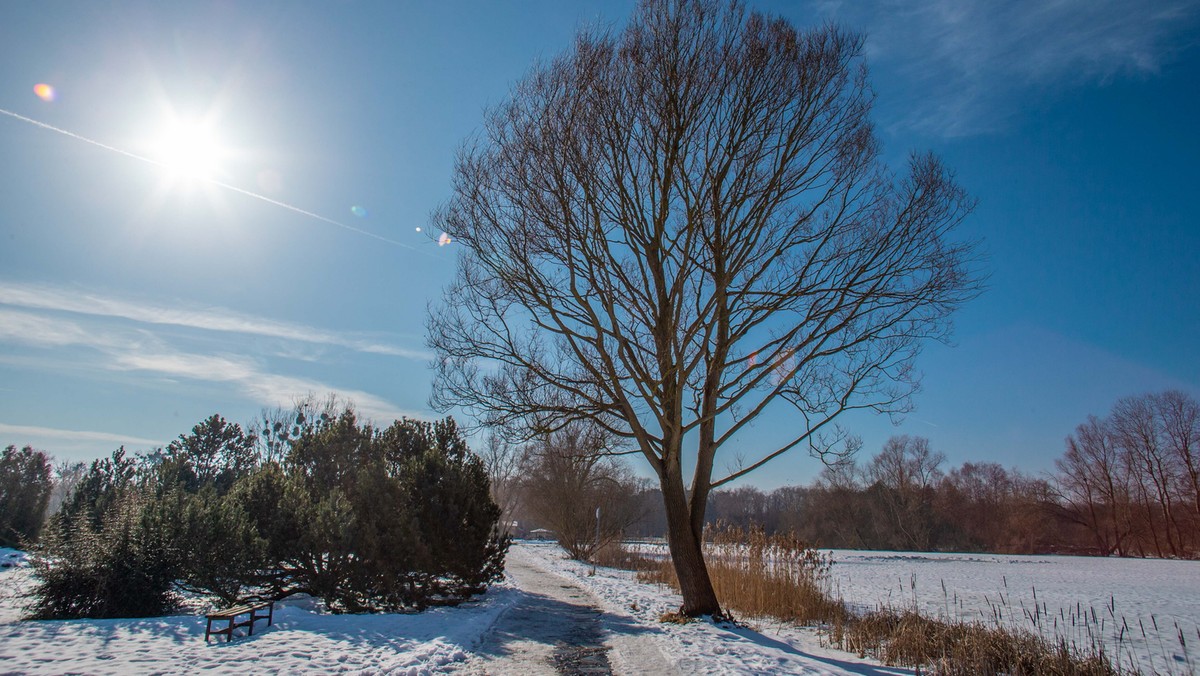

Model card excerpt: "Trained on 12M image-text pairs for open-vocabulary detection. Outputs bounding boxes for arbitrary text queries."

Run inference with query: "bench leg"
[227,617,235,642]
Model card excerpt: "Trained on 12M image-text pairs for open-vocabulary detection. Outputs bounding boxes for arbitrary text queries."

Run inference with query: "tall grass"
[610,523,1131,675]
[636,523,847,625]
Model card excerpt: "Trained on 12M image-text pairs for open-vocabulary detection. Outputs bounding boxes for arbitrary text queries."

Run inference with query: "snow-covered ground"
[0,544,903,675]
[8,541,1191,674]
[515,542,908,675]
[0,547,518,674]
[827,550,1200,675]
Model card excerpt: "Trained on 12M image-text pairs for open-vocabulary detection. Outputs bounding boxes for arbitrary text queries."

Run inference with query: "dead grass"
[614,523,1123,675]
[636,523,848,625]
[589,539,661,572]
[831,608,1118,675]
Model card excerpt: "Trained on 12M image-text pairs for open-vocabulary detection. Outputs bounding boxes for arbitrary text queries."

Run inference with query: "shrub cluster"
[0,445,54,548]
[27,409,507,619]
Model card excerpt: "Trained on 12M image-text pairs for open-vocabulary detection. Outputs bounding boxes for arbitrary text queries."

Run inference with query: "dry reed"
[606,523,1125,675]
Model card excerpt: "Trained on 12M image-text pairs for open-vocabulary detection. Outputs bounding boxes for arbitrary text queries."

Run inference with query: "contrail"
[0,107,423,252]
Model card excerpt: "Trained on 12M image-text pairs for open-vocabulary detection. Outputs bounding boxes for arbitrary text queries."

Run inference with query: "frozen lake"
[828,550,1200,674]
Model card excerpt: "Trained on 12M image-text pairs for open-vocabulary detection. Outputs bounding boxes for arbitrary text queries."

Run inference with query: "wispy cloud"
[813,0,1200,136]
[0,307,426,426]
[0,422,162,449]
[111,348,426,424]
[0,281,431,360]
[0,308,130,350]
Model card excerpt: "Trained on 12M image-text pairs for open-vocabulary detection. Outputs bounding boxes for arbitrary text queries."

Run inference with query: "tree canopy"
[429,0,980,615]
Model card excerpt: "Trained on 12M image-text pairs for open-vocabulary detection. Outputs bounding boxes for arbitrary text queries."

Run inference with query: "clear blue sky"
[2,1,1197,489]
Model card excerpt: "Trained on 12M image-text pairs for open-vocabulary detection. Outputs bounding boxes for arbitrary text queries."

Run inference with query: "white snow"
[0,546,518,675]
[515,542,910,675]
[9,542,1193,674]
[0,544,903,675]
[827,550,1200,675]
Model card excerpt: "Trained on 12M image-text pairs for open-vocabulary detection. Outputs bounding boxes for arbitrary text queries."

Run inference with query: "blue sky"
[1,0,1197,488]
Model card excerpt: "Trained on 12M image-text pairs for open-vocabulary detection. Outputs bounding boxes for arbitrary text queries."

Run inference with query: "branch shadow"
[473,586,661,659]
[716,622,915,676]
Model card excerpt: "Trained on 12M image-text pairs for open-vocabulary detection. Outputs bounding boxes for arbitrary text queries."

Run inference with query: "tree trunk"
[661,470,721,616]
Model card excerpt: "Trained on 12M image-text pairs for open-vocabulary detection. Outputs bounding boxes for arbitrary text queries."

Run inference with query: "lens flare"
[33,84,56,102]
[350,205,367,218]
[438,232,453,246]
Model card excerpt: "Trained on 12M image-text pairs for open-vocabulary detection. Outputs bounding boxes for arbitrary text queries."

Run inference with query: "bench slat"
[204,601,274,643]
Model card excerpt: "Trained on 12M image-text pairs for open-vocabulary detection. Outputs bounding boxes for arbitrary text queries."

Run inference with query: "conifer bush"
[0,445,54,548]
[26,409,508,618]
[28,492,180,619]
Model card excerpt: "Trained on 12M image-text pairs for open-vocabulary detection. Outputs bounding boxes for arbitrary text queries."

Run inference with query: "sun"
[149,118,227,181]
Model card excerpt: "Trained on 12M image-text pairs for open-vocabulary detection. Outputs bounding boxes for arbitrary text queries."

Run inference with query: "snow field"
[828,550,1200,675]
[1,544,904,675]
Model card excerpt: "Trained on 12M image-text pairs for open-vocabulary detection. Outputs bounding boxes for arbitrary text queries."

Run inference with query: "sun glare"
[150,119,226,181]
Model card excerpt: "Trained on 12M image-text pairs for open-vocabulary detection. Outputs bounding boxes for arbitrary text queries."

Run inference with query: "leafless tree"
[1153,391,1200,532]
[1055,391,1200,557]
[428,0,980,615]
[522,422,647,560]
[1112,395,1184,556]
[1055,415,1132,555]
[866,435,945,550]
[478,431,530,536]
[252,393,347,464]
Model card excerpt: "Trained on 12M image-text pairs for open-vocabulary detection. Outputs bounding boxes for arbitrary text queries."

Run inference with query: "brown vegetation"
[1056,391,1200,558]
[608,524,1122,675]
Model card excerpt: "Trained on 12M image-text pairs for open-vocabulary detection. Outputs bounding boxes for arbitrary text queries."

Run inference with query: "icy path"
[464,546,675,675]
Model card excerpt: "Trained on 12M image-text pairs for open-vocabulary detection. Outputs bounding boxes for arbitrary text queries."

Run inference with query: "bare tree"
[1112,395,1183,557]
[866,435,945,550]
[478,431,530,536]
[428,0,979,615]
[1154,391,1200,542]
[1054,392,1200,557]
[523,422,647,560]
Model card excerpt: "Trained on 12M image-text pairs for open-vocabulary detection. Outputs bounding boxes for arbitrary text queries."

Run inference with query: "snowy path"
[465,546,676,675]
[514,543,911,676]
[0,544,905,674]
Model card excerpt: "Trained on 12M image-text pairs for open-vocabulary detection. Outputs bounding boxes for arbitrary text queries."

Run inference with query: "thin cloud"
[0,422,162,449]
[0,310,425,426]
[111,348,427,424]
[0,308,128,350]
[0,281,431,360]
[813,0,1200,136]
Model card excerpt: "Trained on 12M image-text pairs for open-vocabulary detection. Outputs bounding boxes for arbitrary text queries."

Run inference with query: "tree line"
[490,390,1198,559]
[1,399,506,619]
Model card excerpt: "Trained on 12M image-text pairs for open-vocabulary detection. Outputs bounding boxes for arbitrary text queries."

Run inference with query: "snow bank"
[0,550,518,675]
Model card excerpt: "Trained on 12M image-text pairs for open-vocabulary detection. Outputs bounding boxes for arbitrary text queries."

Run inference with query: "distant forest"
[497,390,1199,559]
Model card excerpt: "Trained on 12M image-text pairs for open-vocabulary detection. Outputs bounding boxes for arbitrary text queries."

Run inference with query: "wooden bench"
[204,600,274,643]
